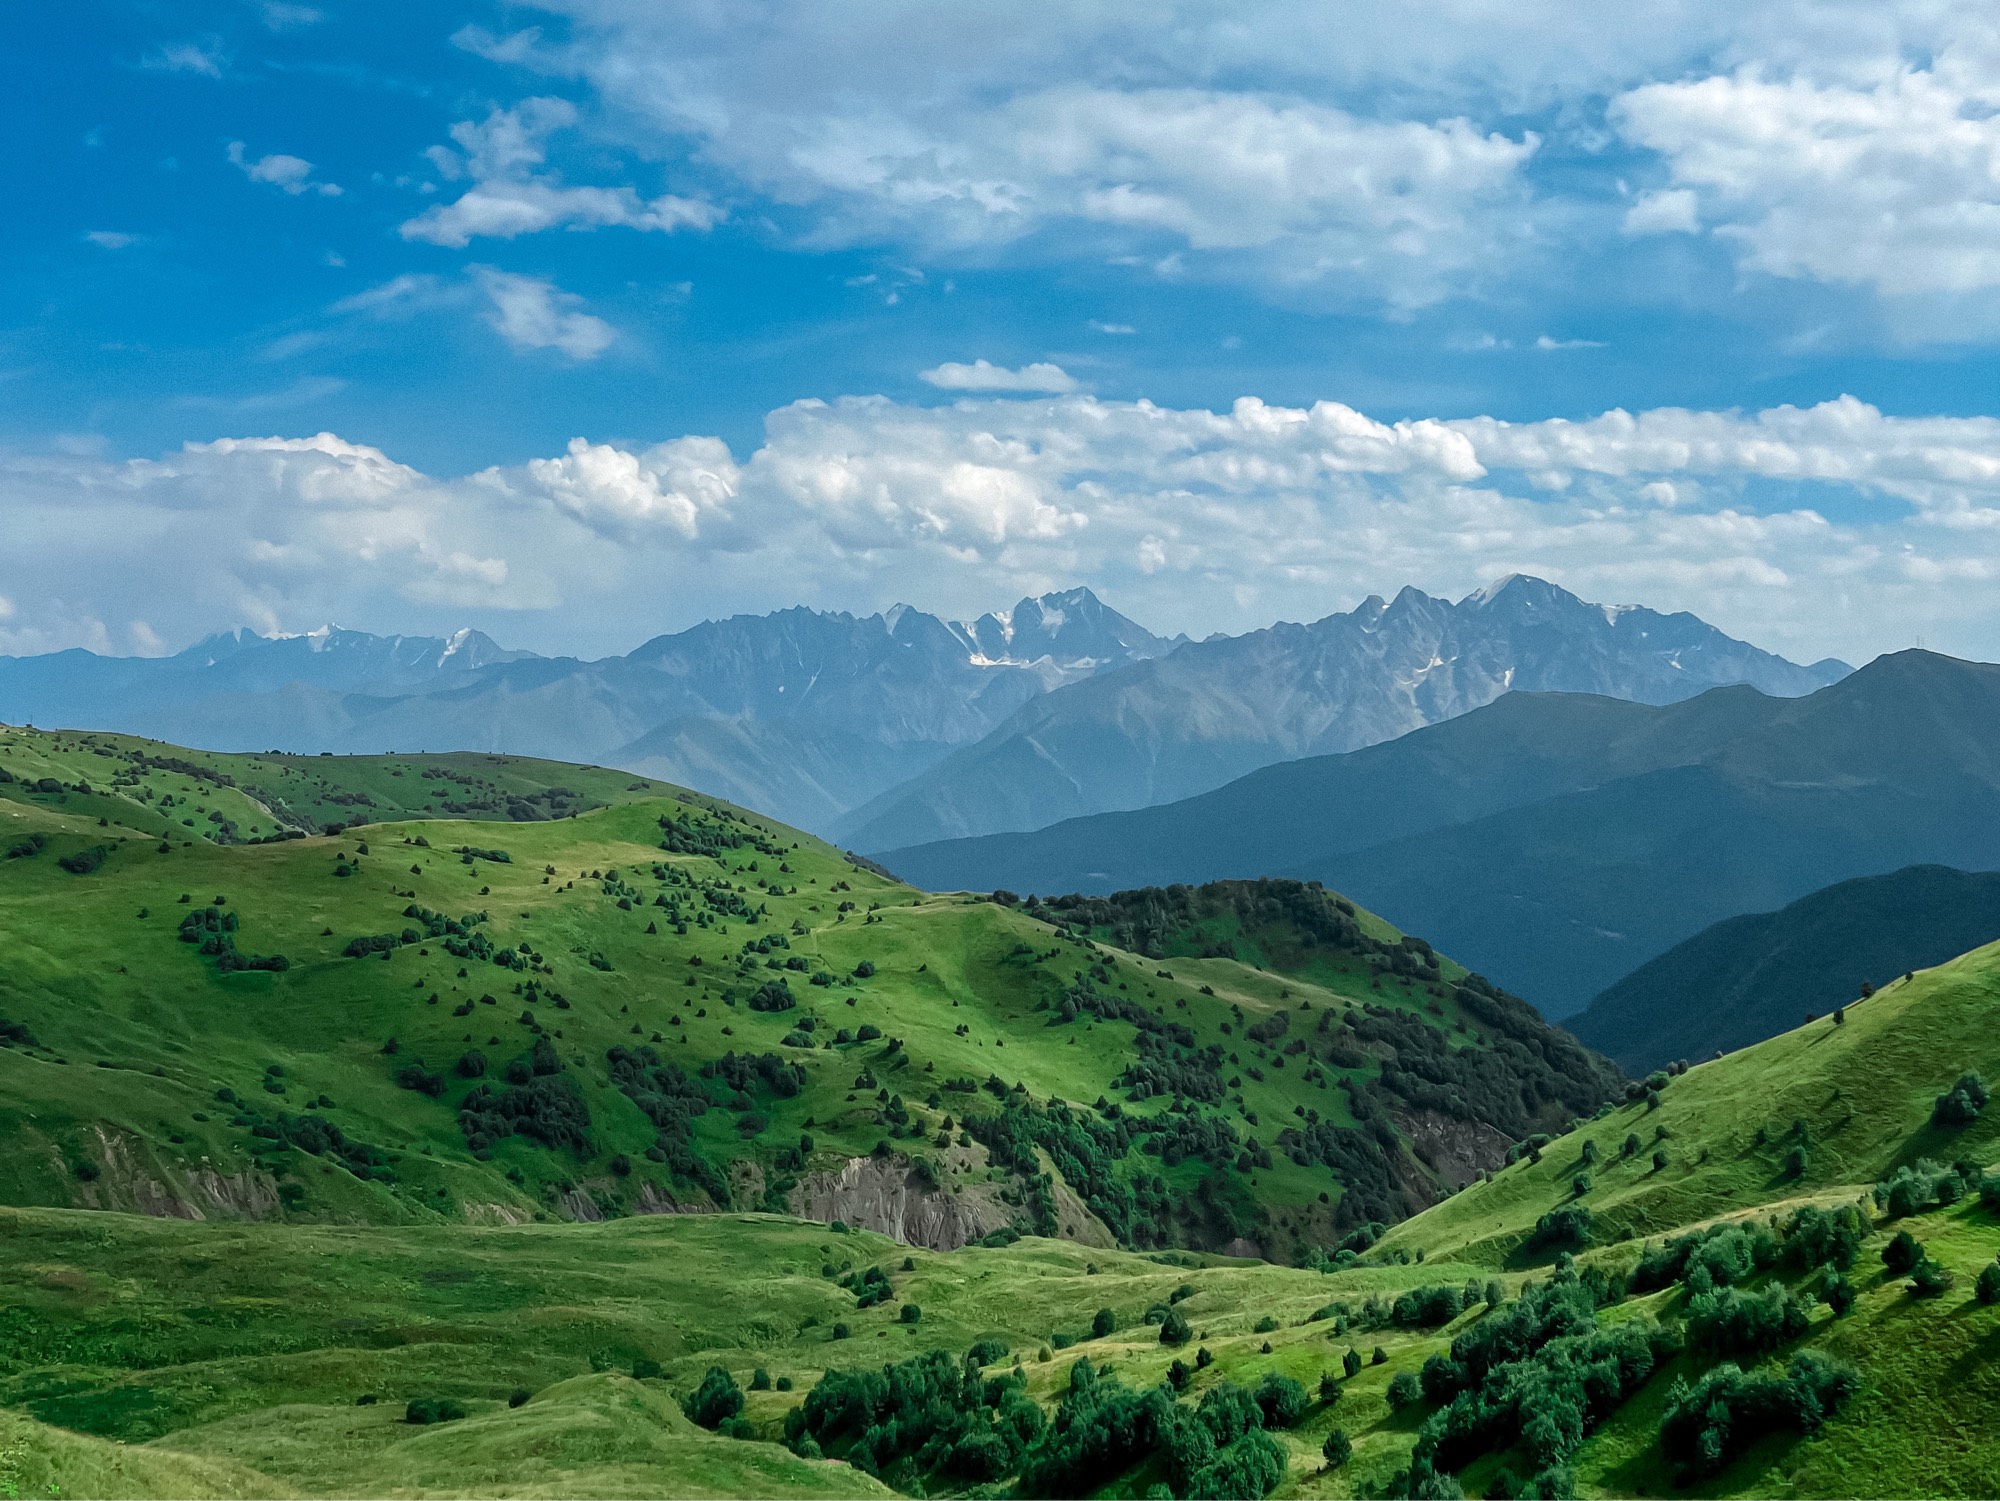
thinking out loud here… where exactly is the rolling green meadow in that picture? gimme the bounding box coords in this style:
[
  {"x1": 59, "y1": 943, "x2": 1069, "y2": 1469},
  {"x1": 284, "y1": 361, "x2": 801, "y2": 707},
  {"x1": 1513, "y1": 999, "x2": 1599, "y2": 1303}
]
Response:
[{"x1": 6, "y1": 725, "x2": 2000, "y2": 1497}]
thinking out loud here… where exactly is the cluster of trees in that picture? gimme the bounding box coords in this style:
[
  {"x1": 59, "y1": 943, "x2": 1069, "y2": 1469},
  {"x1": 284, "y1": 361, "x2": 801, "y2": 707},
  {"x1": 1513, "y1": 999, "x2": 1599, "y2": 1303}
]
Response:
[
  {"x1": 747, "y1": 980, "x2": 797, "y2": 1013},
  {"x1": 1874, "y1": 1158, "x2": 1981, "y2": 1218},
  {"x1": 605, "y1": 1044, "x2": 730, "y2": 1203},
  {"x1": 1352, "y1": 995, "x2": 1621, "y2": 1144},
  {"x1": 236, "y1": 1105, "x2": 395, "y2": 1181},
  {"x1": 702, "y1": 1050, "x2": 807, "y2": 1100},
  {"x1": 657, "y1": 807, "x2": 784, "y2": 859},
  {"x1": 1659, "y1": 1352, "x2": 1859, "y2": 1483},
  {"x1": 783, "y1": 1346, "x2": 1046, "y2": 1484},
  {"x1": 458, "y1": 1042, "x2": 591, "y2": 1158},
  {"x1": 1275, "y1": 1112, "x2": 1415, "y2": 1232},
  {"x1": 1397, "y1": 1262, "x2": 1669, "y2": 1497},
  {"x1": 178, "y1": 900, "x2": 288, "y2": 973},
  {"x1": 966, "y1": 1093, "x2": 1252, "y2": 1248},
  {"x1": 1526, "y1": 1204, "x2": 1593, "y2": 1256},
  {"x1": 1019, "y1": 879, "x2": 1380, "y2": 976},
  {"x1": 682, "y1": 1366, "x2": 746, "y2": 1431}
]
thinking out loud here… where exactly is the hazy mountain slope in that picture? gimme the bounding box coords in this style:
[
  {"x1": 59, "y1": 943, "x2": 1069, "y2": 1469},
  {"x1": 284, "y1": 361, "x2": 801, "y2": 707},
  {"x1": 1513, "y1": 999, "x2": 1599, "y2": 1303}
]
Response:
[
  {"x1": 1570, "y1": 864, "x2": 2000, "y2": 1074},
  {"x1": 0, "y1": 590, "x2": 1174, "y2": 833},
  {"x1": 876, "y1": 684, "x2": 1782, "y2": 895},
  {"x1": 610, "y1": 715, "x2": 950, "y2": 834},
  {"x1": 880, "y1": 652, "x2": 2000, "y2": 1019},
  {"x1": 840, "y1": 575, "x2": 1847, "y2": 851}
]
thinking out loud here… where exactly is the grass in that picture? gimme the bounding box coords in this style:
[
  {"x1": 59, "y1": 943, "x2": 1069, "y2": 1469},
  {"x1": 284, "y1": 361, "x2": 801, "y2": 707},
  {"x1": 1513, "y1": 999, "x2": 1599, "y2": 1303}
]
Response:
[
  {"x1": 33, "y1": 726, "x2": 2000, "y2": 1494},
  {"x1": 0, "y1": 724, "x2": 1589, "y2": 1261},
  {"x1": 0, "y1": 1204, "x2": 1483, "y2": 1498}
]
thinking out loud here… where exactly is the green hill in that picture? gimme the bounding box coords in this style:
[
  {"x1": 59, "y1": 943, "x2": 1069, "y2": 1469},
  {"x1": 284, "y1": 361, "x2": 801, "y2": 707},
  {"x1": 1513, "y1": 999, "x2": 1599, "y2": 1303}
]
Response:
[
  {"x1": 9, "y1": 723, "x2": 2000, "y2": 1496},
  {"x1": 1570, "y1": 864, "x2": 2000, "y2": 1073},
  {"x1": 0, "y1": 724, "x2": 1617, "y2": 1268}
]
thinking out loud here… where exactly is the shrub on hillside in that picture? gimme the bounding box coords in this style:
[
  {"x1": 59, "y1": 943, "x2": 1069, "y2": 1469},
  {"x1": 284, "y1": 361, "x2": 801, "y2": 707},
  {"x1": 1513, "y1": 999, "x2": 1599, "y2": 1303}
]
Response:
[
  {"x1": 1526, "y1": 1203, "x2": 1592, "y2": 1255},
  {"x1": 1909, "y1": 1259, "x2": 1955, "y2": 1298},
  {"x1": 405, "y1": 1398, "x2": 466, "y2": 1425},
  {"x1": 681, "y1": 1365, "x2": 743, "y2": 1429},
  {"x1": 57, "y1": 845, "x2": 108, "y2": 875},
  {"x1": 1882, "y1": 1230, "x2": 1923, "y2": 1275},
  {"x1": 1253, "y1": 1373, "x2": 1308, "y2": 1429},
  {"x1": 1933, "y1": 1071, "x2": 1990, "y2": 1127}
]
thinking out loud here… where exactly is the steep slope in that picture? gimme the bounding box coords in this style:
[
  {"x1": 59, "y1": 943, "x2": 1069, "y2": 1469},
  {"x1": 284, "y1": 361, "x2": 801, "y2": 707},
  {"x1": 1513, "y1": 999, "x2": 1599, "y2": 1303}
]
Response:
[
  {"x1": 882, "y1": 651, "x2": 2000, "y2": 1017},
  {"x1": 0, "y1": 591, "x2": 1174, "y2": 834},
  {"x1": 840, "y1": 575, "x2": 1846, "y2": 851},
  {"x1": 1571, "y1": 865, "x2": 2000, "y2": 1074},
  {"x1": 0, "y1": 726, "x2": 1619, "y2": 1268}
]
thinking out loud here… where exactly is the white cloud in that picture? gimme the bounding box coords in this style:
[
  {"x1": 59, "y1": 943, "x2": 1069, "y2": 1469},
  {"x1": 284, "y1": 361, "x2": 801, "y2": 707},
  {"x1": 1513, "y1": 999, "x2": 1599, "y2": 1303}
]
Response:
[
  {"x1": 227, "y1": 141, "x2": 341, "y2": 197},
  {"x1": 1613, "y1": 54, "x2": 2000, "y2": 295},
  {"x1": 1622, "y1": 187, "x2": 1700, "y2": 236},
  {"x1": 519, "y1": 436, "x2": 742, "y2": 542},
  {"x1": 472, "y1": 268, "x2": 616, "y2": 359},
  {"x1": 84, "y1": 231, "x2": 136, "y2": 249},
  {"x1": 256, "y1": 2, "x2": 323, "y2": 29},
  {"x1": 401, "y1": 98, "x2": 721, "y2": 247},
  {"x1": 1089, "y1": 321, "x2": 1136, "y2": 334},
  {"x1": 143, "y1": 41, "x2": 224, "y2": 77},
  {"x1": 1534, "y1": 334, "x2": 1605, "y2": 350},
  {"x1": 12, "y1": 389, "x2": 2000, "y2": 663},
  {"x1": 920, "y1": 360, "x2": 1079, "y2": 393}
]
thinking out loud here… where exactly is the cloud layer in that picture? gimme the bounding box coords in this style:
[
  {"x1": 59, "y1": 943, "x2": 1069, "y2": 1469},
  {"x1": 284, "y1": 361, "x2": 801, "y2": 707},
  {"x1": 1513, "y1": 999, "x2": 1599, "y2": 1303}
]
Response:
[
  {"x1": 458, "y1": 0, "x2": 2000, "y2": 321},
  {"x1": 8, "y1": 390, "x2": 2000, "y2": 666}
]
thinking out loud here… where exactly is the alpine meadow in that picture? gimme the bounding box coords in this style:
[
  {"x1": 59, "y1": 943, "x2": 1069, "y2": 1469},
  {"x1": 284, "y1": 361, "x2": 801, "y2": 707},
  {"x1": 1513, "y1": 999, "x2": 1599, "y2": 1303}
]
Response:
[{"x1": 16, "y1": 3, "x2": 2000, "y2": 1498}]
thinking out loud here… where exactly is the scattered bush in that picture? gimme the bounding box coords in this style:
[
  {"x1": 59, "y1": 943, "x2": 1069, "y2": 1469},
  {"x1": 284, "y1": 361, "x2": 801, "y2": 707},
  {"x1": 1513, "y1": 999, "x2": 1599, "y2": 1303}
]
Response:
[
  {"x1": 1882, "y1": 1230, "x2": 1923, "y2": 1275},
  {"x1": 405, "y1": 1398, "x2": 466, "y2": 1425},
  {"x1": 681, "y1": 1366, "x2": 744, "y2": 1430},
  {"x1": 1933, "y1": 1071, "x2": 1990, "y2": 1127}
]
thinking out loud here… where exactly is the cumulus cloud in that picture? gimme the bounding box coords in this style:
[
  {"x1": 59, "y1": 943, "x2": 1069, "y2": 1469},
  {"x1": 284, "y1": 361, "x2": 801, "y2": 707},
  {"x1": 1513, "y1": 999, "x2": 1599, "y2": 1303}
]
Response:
[
  {"x1": 519, "y1": 436, "x2": 742, "y2": 542},
  {"x1": 10, "y1": 390, "x2": 2000, "y2": 662},
  {"x1": 920, "y1": 360, "x2": 1079, "y2": 393},
  {"x1": 1613, "y1": 54, "x2": 2000, "y2": 295},
  {"x1": 472, "y1": 268, "x2": 616, "y2": 359},
  {"x1": 227, "y1": 141, "x2": 341, "y2": 197},
  {"x1": 401, "y1": 98, "x2": 721, "y2": 247}
]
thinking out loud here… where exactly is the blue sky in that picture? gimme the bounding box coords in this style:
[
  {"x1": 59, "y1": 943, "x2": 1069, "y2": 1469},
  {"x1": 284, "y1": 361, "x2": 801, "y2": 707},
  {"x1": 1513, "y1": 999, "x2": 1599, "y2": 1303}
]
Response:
[{"x1": 8, "y1": 1, "x2": 2000, "y2": 664}]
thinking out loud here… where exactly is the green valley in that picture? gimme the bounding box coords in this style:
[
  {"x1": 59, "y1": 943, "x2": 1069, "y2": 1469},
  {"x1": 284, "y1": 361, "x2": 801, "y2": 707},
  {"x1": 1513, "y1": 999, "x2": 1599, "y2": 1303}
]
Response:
[{"x1": 13, "y1": 725, "x2": 2000, "y2": 1499}]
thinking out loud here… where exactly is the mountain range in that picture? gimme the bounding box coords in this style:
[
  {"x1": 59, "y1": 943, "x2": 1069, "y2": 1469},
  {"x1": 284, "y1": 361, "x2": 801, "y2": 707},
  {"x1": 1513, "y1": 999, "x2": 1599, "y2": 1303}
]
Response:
[
  {"x1": 879, "y1": 650, "x2": 2000, "y2": 1017},
  {"x1": 0, "y1": 577, "x2": 1845, "y2": 846},
  {"x1": 1569, "y1": 863, "x2": 2000, "y2": 1073},
  {"x1": 837, "y1": 573, "x2": 1849, "y2": 851},
  {"x1": 0, "y1": 591, "x2": 1179, "y2": 834}
]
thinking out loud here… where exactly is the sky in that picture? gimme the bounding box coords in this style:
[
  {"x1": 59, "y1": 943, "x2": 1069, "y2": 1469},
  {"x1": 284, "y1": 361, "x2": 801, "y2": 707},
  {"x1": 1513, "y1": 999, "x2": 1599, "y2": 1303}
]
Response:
[{"x1": 7, "y1": 1, "x2": 2000, "y2": 666}]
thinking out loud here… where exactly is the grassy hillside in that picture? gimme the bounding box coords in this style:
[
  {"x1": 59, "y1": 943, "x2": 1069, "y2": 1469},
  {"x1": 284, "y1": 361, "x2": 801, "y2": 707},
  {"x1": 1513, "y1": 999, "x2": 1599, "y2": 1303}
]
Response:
[
  {"x1": 11, "y1": 729, "x2": 2000, "y2": 1496},
  {"x1": 0, "y1": 1203, "x2": 1516, "y2": 1500},
  {"x1": 0, "y1": 725, "x2": 1618, "y2": 1269},
  {"x1": 1571, "y1": 864, "x2": 2000, "y2": 1073}
]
